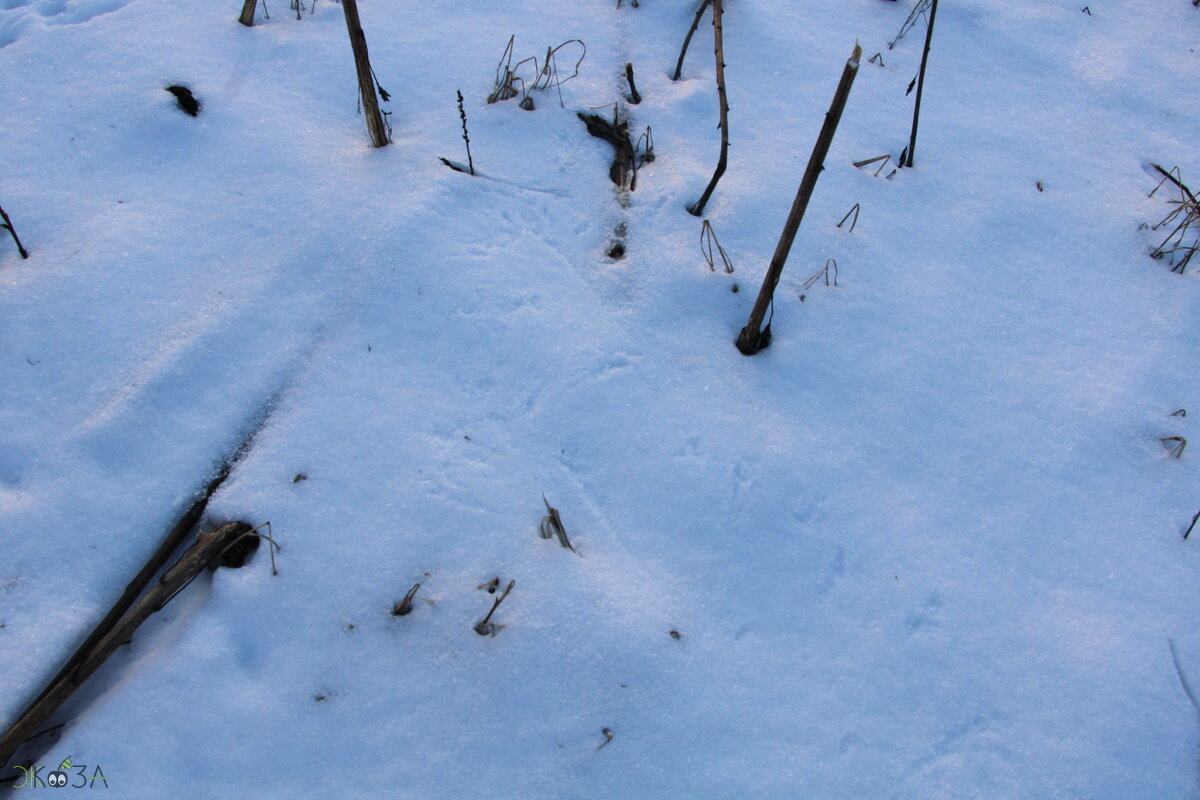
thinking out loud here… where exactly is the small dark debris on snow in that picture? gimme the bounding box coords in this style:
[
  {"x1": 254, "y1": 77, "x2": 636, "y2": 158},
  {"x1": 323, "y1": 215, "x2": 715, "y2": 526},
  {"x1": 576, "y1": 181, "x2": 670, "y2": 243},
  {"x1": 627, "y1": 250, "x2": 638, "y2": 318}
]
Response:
[
  {"x1": 597, "y1": 728, "x2": 614, "y2": 750},
  {"x1": 166, "y1": 84, "x2": 201, "y2": 116},
  {"x1": 731, "y1": 283, "x2": 739, "y2": 293},
  {"x1": 293, "y1": 473, "x2": 308, "y2": 483},
  {"x1": 670, "y1": 629, "x2": 681, "y2": 640}
]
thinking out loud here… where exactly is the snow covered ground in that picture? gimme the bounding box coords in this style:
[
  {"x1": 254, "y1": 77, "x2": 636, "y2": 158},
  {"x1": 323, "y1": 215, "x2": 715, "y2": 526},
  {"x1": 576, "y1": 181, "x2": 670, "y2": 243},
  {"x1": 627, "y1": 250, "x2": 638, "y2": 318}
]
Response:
[{"x1": 2, "y1": 0, "x2": 1200, "y2": 796}]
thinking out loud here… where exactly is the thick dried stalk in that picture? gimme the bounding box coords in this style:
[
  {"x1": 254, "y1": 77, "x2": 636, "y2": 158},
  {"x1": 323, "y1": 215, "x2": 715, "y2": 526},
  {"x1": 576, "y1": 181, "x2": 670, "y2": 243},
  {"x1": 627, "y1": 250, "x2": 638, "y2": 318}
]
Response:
[
  {"x1": 736, "y1": 44, "x2": 861, "y2": 355},
  {"x1": 341, "y1": 0, "x2": 389, "y2": 148},
  {"x1": 238, "y1": 0, "x2": 258, "y2": 26},
  {"x1": 0, "y1": 523, "x2": 251, "y2": 771}
]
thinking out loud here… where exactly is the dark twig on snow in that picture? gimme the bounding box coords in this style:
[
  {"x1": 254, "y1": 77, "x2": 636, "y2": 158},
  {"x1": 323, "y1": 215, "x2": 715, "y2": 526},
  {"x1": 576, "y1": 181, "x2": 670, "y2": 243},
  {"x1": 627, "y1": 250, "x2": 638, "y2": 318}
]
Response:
[
  {"x1": 688, "y1": 0, "x2": 729, "y2": 216},
  {"x1": 457, "y1": 90, "x2": 475, "y2": 175},
  {"x1": 673, "y1": 0, "x2": 713, "y2": 81},
  {"x1": 899, "y1": 0, "x2": 939, "y2": 168},
  {"x1": 0, "y1": 204, "x2": 29, "y2": 259}
]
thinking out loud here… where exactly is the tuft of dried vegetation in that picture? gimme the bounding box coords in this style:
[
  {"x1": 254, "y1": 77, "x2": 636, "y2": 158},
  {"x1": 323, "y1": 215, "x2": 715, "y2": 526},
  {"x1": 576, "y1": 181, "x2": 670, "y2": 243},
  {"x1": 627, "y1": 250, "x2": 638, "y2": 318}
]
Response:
[
  {"x1": 1146, "y1": 164, "x2": 1199, "y2": 274},
  {"x1": 487, "y1": 36, "x2": 587, "y2": 110},
  {"x1": 888, "y1": 0, "x2": 933, "y2": 50}
]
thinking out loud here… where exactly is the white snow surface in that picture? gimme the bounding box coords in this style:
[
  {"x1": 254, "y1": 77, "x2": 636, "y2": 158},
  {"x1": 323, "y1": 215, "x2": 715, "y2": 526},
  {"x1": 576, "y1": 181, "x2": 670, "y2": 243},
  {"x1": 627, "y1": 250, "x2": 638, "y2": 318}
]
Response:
[{"x1": 3, "y1": 0, "x2": 1200, "y2": 796}]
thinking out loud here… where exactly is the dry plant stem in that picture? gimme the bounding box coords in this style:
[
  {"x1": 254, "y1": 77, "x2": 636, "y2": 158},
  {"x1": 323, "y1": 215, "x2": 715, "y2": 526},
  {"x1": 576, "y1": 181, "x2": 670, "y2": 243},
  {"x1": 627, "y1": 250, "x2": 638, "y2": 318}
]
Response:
[
  {"x1": 672, "y1": 0, "x2": 712, "y2": 81},
  {"x1": 625, "y1": 63, "x2": 641, "y2": 104},
  {"x1": 540, "y1": 495, "x2": 575, "y2": 551},
  {"x1": 0, "y1": 204, "x2": 29, "y2": 259},
  {"x1": 1180, "y1": 510, "x2": 1200, "y2": 542},
  {"x1": 837, "y1": 203, "x2": 861, "y2": 232},
  {"x1": 238, "y1": 0, "x2": 258, "y2": 26},
  {"x1": 700, "y1": 220, "x2": 734, "y2": 273},
  {"x1": 903, "y1": 0, "x2": 939, "y2": 168},
  {"x1": 0, "y1": 523, "x2": 250, "y2": 771},
  {"x1": 475, "y1": 580, "x2": 515, "y2": 635},
  {"x1": 688, "y1": 0, "x2": 728, "y2": 216},
  {"x1": 393, "y1": 583, "x2": 421, "y2": 616},
  {"x1": 23, "y1": 467, "x2": 235, "y2": 719},
  {"x1": 457, "y1": 90, "x2": 474, "y2": 175},
  {"x1": 736, "y1": 44, "x2": 861, "y2": 355},
  {"x1": 341, "y1": 0, "x2": 389, "y2": 148}
]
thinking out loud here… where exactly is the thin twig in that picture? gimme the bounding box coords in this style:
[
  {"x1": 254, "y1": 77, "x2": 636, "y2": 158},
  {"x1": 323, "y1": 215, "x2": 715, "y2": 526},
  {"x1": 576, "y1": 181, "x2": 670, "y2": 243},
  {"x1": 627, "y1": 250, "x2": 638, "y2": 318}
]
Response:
[
  {"x1": 672, "y1": 0, "x2": 713, "y2": 81},
  {"x1": 0, "y1": 204, "x2": 29, "y2": 259},
  {"x1": 837, "y1": 203, "x2": 861, "y2": 233},
  {"x1": 688, "y1": 0, "x2": 729, "y2": 216}
]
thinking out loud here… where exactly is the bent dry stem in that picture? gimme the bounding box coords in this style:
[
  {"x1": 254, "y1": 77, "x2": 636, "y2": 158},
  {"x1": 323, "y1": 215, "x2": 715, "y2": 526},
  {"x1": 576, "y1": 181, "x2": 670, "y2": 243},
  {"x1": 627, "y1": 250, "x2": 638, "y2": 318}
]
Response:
[{"x1": 736, "y1": 43, "x2": 861, "y2": 355}]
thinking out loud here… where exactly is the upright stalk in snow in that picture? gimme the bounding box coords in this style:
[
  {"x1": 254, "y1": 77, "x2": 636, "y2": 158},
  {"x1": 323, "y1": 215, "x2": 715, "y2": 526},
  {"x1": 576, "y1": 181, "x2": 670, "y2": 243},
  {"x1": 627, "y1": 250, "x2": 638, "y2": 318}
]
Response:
[
  {"x1": 736, "y1": 44, "x2": 861, "y2": 356},
  {"x1": 687, "y1": 0, "x2": 728, "y2": 216},
  {"x1": 457, "y1": 90, "x2": 475, "y2": 175},
  {"x1": 672, "y1": 0, "x2": 713, "y2": 81},
  {"x1": 341, "y1": 0, "x2": 390, "y2": 148},
  {"x1": 238, "y1": 0, "x2": 258, "y2": 26},
  {"x1": 902, "y1": 0, "x2": 938, "y2": 168}
]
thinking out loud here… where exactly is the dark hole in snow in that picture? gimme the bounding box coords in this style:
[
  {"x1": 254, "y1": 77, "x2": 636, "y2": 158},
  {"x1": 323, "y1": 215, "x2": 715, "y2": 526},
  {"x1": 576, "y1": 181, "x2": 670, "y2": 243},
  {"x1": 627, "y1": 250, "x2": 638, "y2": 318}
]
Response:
[
  {"x1": 166, "y1": 85, "x2": 201, "y2": 116},
  {"x1": 215, "y1": 522, "x2": 257, "y2": 569}
]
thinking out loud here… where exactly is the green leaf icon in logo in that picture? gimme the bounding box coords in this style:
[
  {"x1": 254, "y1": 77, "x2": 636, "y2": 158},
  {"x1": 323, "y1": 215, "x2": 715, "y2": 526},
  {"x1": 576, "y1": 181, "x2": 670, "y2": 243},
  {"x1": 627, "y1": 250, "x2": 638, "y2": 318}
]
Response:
[{"x1": 58, "y1": 757, "x2": 72, "y2": 771}]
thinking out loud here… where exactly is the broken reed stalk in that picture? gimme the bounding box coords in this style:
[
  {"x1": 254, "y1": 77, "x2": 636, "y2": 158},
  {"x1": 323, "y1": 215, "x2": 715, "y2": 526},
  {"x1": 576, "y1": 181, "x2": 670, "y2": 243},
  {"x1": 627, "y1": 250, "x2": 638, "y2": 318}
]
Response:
[
  {"x1": 0, "y1": 204, "x2": 29, "y2": 260},
  {"x1": 457, "y1": 90, "x2": 475, "y2": 175},
  {"x1": 688, "y1": 0, "x2": 728, "y2": 216},
  {"x1": 238, "y1": 0, "x2": 258, "y2": 26},
  {"x1": 474, "y1": 580, "x2": 515, "y2": 636},
  {"x1": 0, "y1": 523, "x2": 251, "y2": 771},
  {"x1": 736, "y1": 44, "x2": 861, "y2": 355},
  {"x1": 23, "y1": 466, "x2": 237, "y2": 719},
  {"x1": 672, "y1": 0, "x2": 713, "y2": 81},
  {"x1": 540, "y1": 495, "x2": 575, "y2": 551},
  {"x1": 341, "y1": 0, "x2": 389, "y2": 148},
  {"x1": 901, "y1": 0, "x2": 939, "y2": 168},
  {"x1": 625, "y1": 63, "x2": 641, "y2": 104}
]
